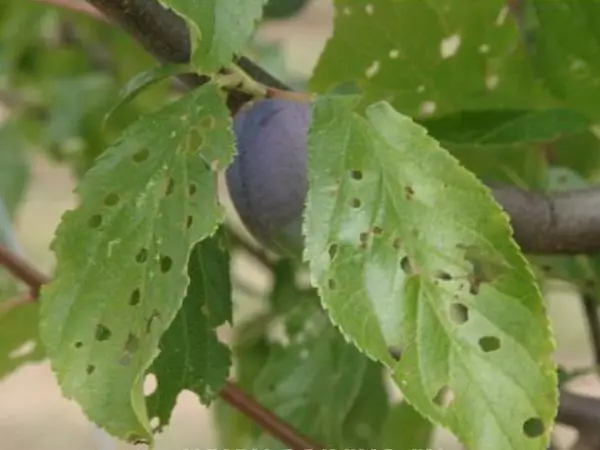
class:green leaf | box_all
[147,230,231,430]
[422,109,590,147]
[528,0,600,120]
[253,318,368,448]
[104,63,194,129]
[304,97,557,450]
[39,83,235,444]
[158,0,266,71]
[380,401,434,450]
[0,121,30,216]
[0,301,45,380]
[311,0,551,118]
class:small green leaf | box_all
[528,0,600,120]
[0,121,30,216]
[39,83,235,444]
[311,0,551,118]
[104,63,194,129]
[0,301,45,380]
[304,96,557,450]
[147,230,232,430]
[380,401,434,450]
[159,0,266,71]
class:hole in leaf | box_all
[95,324,112,342]
[86,364,95,375]
[165,178,175,196]
[435,270,452,280]
[373,226,383,235]
[523,418,544,438]
[393,237,402,249]
[186,216,194,229]
[400,256,412,275]
[450,303,469,324]
[388,346,402,361]
[104,192,120,206]
[146,310,160,334]
[124,332,140,354]
[328,279,337,290]
[160,256,173,273]
[74,341,83,349]
[136,248,148,263]
[350,197,361,208]
[144,373,157,396]
[479,336,501,352]
[133,149,150,162]
[129,288,141,306]
[328,243,338,260]
[200,116,215,128]
[359,232,369,249]
[469,277,483,295]
[88,214,102,228]
[189,183,197,196]
[404,186,415,199]
[350,170,363,180]
[433,385,454,408]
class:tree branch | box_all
[0,244,323,450]
[582,294,600,366]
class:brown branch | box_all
[0,244,323,450]
[33,0,109,21]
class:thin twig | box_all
[0,243,324,450]
[33,0,109,21]
[582,294,600,366]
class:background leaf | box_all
[304,96,557,450]
[0,120,30,217]
[147,230,232,430]
[38,83,234,444]
[380,401,434,450]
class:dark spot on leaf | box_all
[186,216,193,229]
[124,332,140,354]
[165,178,175,196]
[557,175,568,185]
[468,276,483,295]
[160,256,173,273]
[400,256,412,275]
[436,270,452,280]
[541,264,553,273]
[133,148,149,162]
[104,192,120,206]
[359,232,369,249]
[523,418,544,438]
[404,186,415,199]
[586,279,596,289]
[136,248,148,263]
[373,226,383,235]
[127,434,148,445]
[200,116,215,129]
[328,243,338,260]
[393,237,402,249]
[189,183,197,196]
[433,385,454,408]
[350,170,363,180]
[95,324,111,342]
[88,214,102,229]
[479,336,501,352]
[328,278,337,290]
[388,346,402,361]
[74,341,83,349]
[450,303,469,324]
[129,288,141,306]
[350,197,361,208]
[86,364,95,375]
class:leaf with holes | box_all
[147,230,232,430]
[311,0,551,118]
[0,120,30,217]
[158,0,266,71]
[303,96,557,450]
[527,0,600,120]
[0,301,45,380]
[253,317,368,449]
[39,83,235,444]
